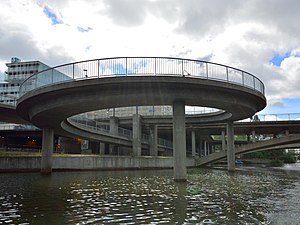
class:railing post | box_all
[181,59,184,76]
[98,59,100,78]
[72,64,75,79]
[253,76,255,90]
[126,57,128,76]
[226,67,229,82]
[154,57,157,75]
[242,72,245,86]
[206,63,209,79]
[85,114,88,126]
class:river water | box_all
[0,164,300,225]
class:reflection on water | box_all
[0,165,299,224]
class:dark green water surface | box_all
[0,164,300,224]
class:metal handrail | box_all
[19,57,265,96]
[89,106,219,118]
[0,123,39,131]
[242,113,300,122]
[68,115,173,148]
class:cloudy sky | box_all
[0,0,300,115]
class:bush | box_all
[244,149,297,163]
[269,159,284,167]
[279,152,297,163]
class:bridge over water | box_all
[197,134,300,166]
[1,57,268,180]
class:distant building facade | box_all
[0,57,52,105]
[0,58,80,152]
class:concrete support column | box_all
[173,100,187,181]
[109,117,119,134]
[247,134,251,143]
[191,130,196,157]
[99,142,105,155]
[149,125,158,156]
[204,140,207,156]
[226,121,235,172]
[221,130,226,151]
[41,127,54,175]
[285,130,289,136]
[133,114,142,156]
[109,117,119,154]
[199,137,203,157]
[251,130,256,143]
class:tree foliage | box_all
[244,149,296,163]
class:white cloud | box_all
[0,0,300,112]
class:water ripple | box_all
[0,167,299,224]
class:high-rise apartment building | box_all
[0,58,73,151]
[0,57,51,105]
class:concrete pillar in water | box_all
[132,114,142,156]
[41,127,54,175]
[149,125,158,156]
[221,130,226,151]
[173,100,187,181]
[191,130,196,157]
[99,142,105,155]
[226,121,235,172]
[109,117,119,154]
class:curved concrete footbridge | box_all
[16,57,266,181]
[197,134,300,166]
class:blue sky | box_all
[1,0,300,116]
[43,6,63,25]
[262,98,300,115]
[269,52,291,67]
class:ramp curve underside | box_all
[16,76,266,136]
